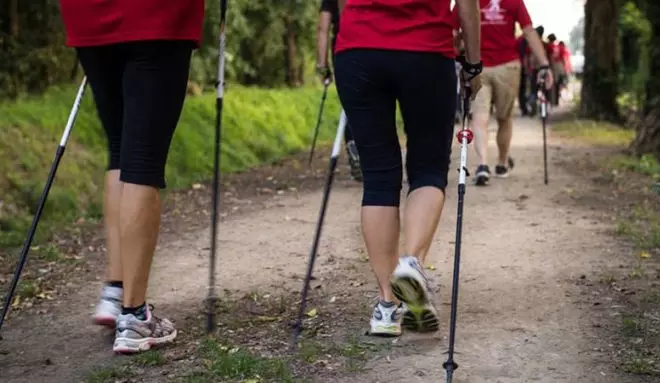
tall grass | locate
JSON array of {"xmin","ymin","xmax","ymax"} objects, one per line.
[{"xmin": 0, "ymin": 83, "xmax": 342, "ymax": 248}]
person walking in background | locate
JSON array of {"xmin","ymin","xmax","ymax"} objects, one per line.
[
  {"xmin": 526, "ymin": 25, "xmax": 546, "ymax": 117},
  {"xmin": 453, "ymin": 0, "xmax": 553, "ymax": 186},
  {"xmin": 334, "ymin": 0, "xmax": 482, "ymax": 336},
  {"xmin": 516, "ymin": 33, "xmax": 530, "ymax": 116},
  {"xmin": 58, "ymin": 0, "xmax": 204, "ymax": 353},
  {"xmin": 316, "ymin": 0, "xmax": 363, "ymax": 182},
  {"xmin": 546, "ymin": 33, "xmax": 565, "ymax": 106},
  {"xmin": 558, "ymin": 41, "xmax": 573, "ymax": 100}
]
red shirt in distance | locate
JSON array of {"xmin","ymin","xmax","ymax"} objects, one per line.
[
  {"xmin": 561, "ymin": 45, "xmax": 573, "ymax": 73},
  {"xmin": 334, "ymin": 0, "xmax": 456, "ymax": 58},
  {"xmin": 58, "ymin": 0, "xmax": 205, "ymax": 47},
  {"xmin": 452, "ymin": 0, "xmax": 533, "ymax": 67}
]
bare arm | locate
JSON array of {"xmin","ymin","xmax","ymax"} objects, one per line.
[
  {"xmin": 317, "ymin": 12, "xmax": 332, "ymax": 67},
  {"xmin": 522, "ymin": 25, "xmax": 549, "ymax": 67},
  {"xmin": 455, "ymin": 0, "xmax": 480, "ymax": 64}
]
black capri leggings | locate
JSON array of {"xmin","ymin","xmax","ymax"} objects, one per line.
[
  {"xmin": 335, "ymin": 49, "xmax": 457, "ymax": 207},
  {"xmin": 330, "ymin": 39, "xmax": 354, "ymax": 143},
  {"xmin": 77, "ymin": 40, "xmax": 194, "ymax": 189}
]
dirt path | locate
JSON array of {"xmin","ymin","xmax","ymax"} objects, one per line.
[
  {"xmin": 344, "ymin": 115, "xmax": 635, "ymax": 383},
  {"xmin": 0, "ymin": 113, "xmax": 638, "ymax": 382}
]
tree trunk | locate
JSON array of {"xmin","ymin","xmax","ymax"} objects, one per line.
[
  {"xmin": 283, "ymin": 16, "xmax": 301, "ymax": 87},
  {"xmin": 9, "ymin": 0, "xmax": 19, "ymax": 37},
  {"xmin": 580, "ymin": 0, "xmax": 620, "ymax": 121},
  {"xmin": 630, "ymin": 0, "xmax": 660, "ymax": 157}
]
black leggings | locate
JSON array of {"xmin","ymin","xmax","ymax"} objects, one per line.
[
  {"xmin": 77, "ymin": 40, "xmax": 194, "ymax": 189},
  {"xmin": 330, "ymin": 41, "xmax": 354, "ymax": 143},
  {"xmin": 335, "ymin": 49, "xmax": 457, "ymax": 207}
]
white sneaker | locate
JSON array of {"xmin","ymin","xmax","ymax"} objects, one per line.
[
  {"xmin": 390, "ymin": 256, "xmax": 439, "ymax": 333},
  {"xmin": 369, "ymin": 301, "xmax": 403, "ymax": 337},
  {"xmin": 93, "ymin": 285, "xmax": 122, "ymax": 328}
]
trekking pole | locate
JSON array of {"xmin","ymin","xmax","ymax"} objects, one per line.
[
  {"xmin": 538, "ymin": 75, "xmax": 549, "ymax": 185},
  {"xmin": 292, "ymin": 110, "xmax": 347, "ymax": 346},
  {"xmin": 207, "ymin": 0, "xmax": 228, "ymax": 334},
  {"xmin": 0, "ymin": 77, "xmax": 87, "ymax": 334},
  {"xmin": 443, "ymin": 71, "xmax": 475, "ymax": 383},
  {"xmin": 308, "ymin": 78, "xmax": 331, "ymax": 167}
]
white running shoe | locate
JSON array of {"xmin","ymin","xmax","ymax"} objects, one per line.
[
  {"xmin": 369, "ymin": 301, "xmax": 403, "ymax": 337},
  {"xmin": 390, "ymin": 256, "xmax": 439, "ymax": 333},
  {"xmin": 93, "ymin": 285, "xmax": 122, "ymax": 328},
  {"xmin": 113, "ymin": 305, "xmax": 177, "ymax": 354}
]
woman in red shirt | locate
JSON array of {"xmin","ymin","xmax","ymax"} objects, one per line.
[
  {"xmin": 58, "ymin": 0, "xmax": 204, "ymax": 353},
  {"xmin": 334, "ymin": 0, "xmax": 482, "ymax": 336}
]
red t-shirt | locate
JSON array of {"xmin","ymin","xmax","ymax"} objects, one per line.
[
  {"xmin": 547, "ymin": 42, "xmax": 564, "ymax": 63},
  {"xmin": 58, "ymin": 0, "xmax": 205, "ymax": 47},
  {"xmin": 561, "ymin": 45, "xmax": 572, "ymax": 73},
  {"xmin": 452, "ymin": 0, "xmax": 533, "ymax": 67},
  {"xmin": 334, "ymin": 0, "xmax": 455, "ymax": 58}
]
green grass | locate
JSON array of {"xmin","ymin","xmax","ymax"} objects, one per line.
[
  {"xmin": 611, "ymin": 154, "xmax": 660, "ymax": 180},
  {"xmin": 133, "ymin": 350, "xmax": 166, "ymax": 367},
  {"xmin": 184, "ymin": 338, "xmax": 297, "ymax": 383},
  {"xmin": 552, "ymin": 120, "xmax": 635, "ymax": 146},
  {"xmin": 615, "ymin": 204, "xmax": 660, "ymax": 251},
  {"xmin": 86, "ymin": 365, "xmax": 134, "ymax": 383},
  {"xmin": 0, "ymin": 82, "xmax": 342, "ymax": 248}
]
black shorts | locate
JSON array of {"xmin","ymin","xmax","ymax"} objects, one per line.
[
  {"xmin": 77, "ymin": 40, "xmax": 194, "ymax": 189},
  {"xmin": 335, "ymin": 49, "xmax": 457, "ymax": 206}
]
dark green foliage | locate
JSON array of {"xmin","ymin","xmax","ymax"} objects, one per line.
[
  {"xmin": 0, "ymin": 0, "xmax": 77, "ymax": 98},
  {"xmin": 0, "ymin": 0, "xmax": 322, "ymax": 98}
]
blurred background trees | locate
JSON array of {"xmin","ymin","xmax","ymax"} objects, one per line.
[
  {"xmin": 1, "ymin": 0, "xmax": 660, "ymax": 157},
  {"xmin": 0, "ymin": 0, "xmax": 319, "ymax": 98}
]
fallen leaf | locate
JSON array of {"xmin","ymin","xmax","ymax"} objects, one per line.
[
  {"xmin": 640, "ymin": 251, "xmax": 650, "ymax": 259},
  {"xmin": 255, "ymin": 316, "xmax": 279, "ymax": 322},
  {"xmin": 425, "ymin": 264, "xmax": 436, "ymax": 271},
  {"xmin": 192, "ymin": 183, "xmax": 202, "ymax": 190},
  {"xmin": 306, "ymin": 308, "xmax": 318, "ymax": 318}
]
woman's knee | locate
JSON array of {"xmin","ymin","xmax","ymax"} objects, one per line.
[{"xmin": 362, "ymin": 168, "xmax": 403, "ymax": 207}]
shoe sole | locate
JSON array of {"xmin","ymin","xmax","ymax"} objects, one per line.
[
  {"xmin": 369, "ymin": 324, "xmax": 402, "ymax": 337},
  {"xmin": 348, "ymin": 159, "xmax": 363, "ymax": 182},
  {"xmin": 390, "ymin": 276, "xmax": 439, "ymax": 333},
  {"xmin": 494, "ymin": 172, "xmax": 509, "ymax": 179},
  {"xmin": 474, "ymin": 174, "xmax": 490, "ymax": 186},
  {"xmin": 113, "ymin": 330, "xmax": 178, "ymax": 354}
]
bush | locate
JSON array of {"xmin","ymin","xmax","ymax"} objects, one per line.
[{"xmin": 0, "ymin": 82, "xmax": 342, "ymax": 247}]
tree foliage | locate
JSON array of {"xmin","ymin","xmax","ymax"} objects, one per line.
[
  {"xmin": 0, "ymin": 0, "xmax": 76, "ymax": 99},
  {"xmin": 0, "ymin": 0, "xmax": 320, "ymax": 99}
]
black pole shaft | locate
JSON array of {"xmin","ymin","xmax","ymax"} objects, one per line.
[
  {"xmin": 207, "ymin": 98, "xmax": 223, "ymax": 334},
  {"xmin": 208, "ymin": 0, "xmax": 228, "ymax": 334},
  {"xmin": 542, "ymin": 114, "xmax": 548, "ymax": 185},
  {"xmin": 443, "ymin": 182, "xmax": 466, "ymax": 380},
  {"xmin": 308, "ymin": 85, "xmax": 329, "ymax": 166},
  {"xmin": 0, "ymin": 146, "xmax": 66, "ymax": 332},
  {"xmin": 292, "ymin": 156, "xmax": 338, "ymax": 344}
]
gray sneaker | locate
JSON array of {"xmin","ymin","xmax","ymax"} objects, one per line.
[
  {"xmin": 345, "ymin": 140, "xmax": 363, "ymax": 182},
  {"xmin": 390, "ymin": 256, "xmax": 439, "ymax": 333},
  {"xmin": 113, "ymin": 306, "xmax": 177, "ymax": 354},
  {"xmin": 93, "ymin": 285, "xmax": 122, "ymax": 328},
  {"xmin": 369, "ymin": 301, "xmax": 403, "ymax": 337}
]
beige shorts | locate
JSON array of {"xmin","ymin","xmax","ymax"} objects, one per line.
[{"xmin": 472, "ymin": 60, "xmax": 521, "ymax": 121}]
